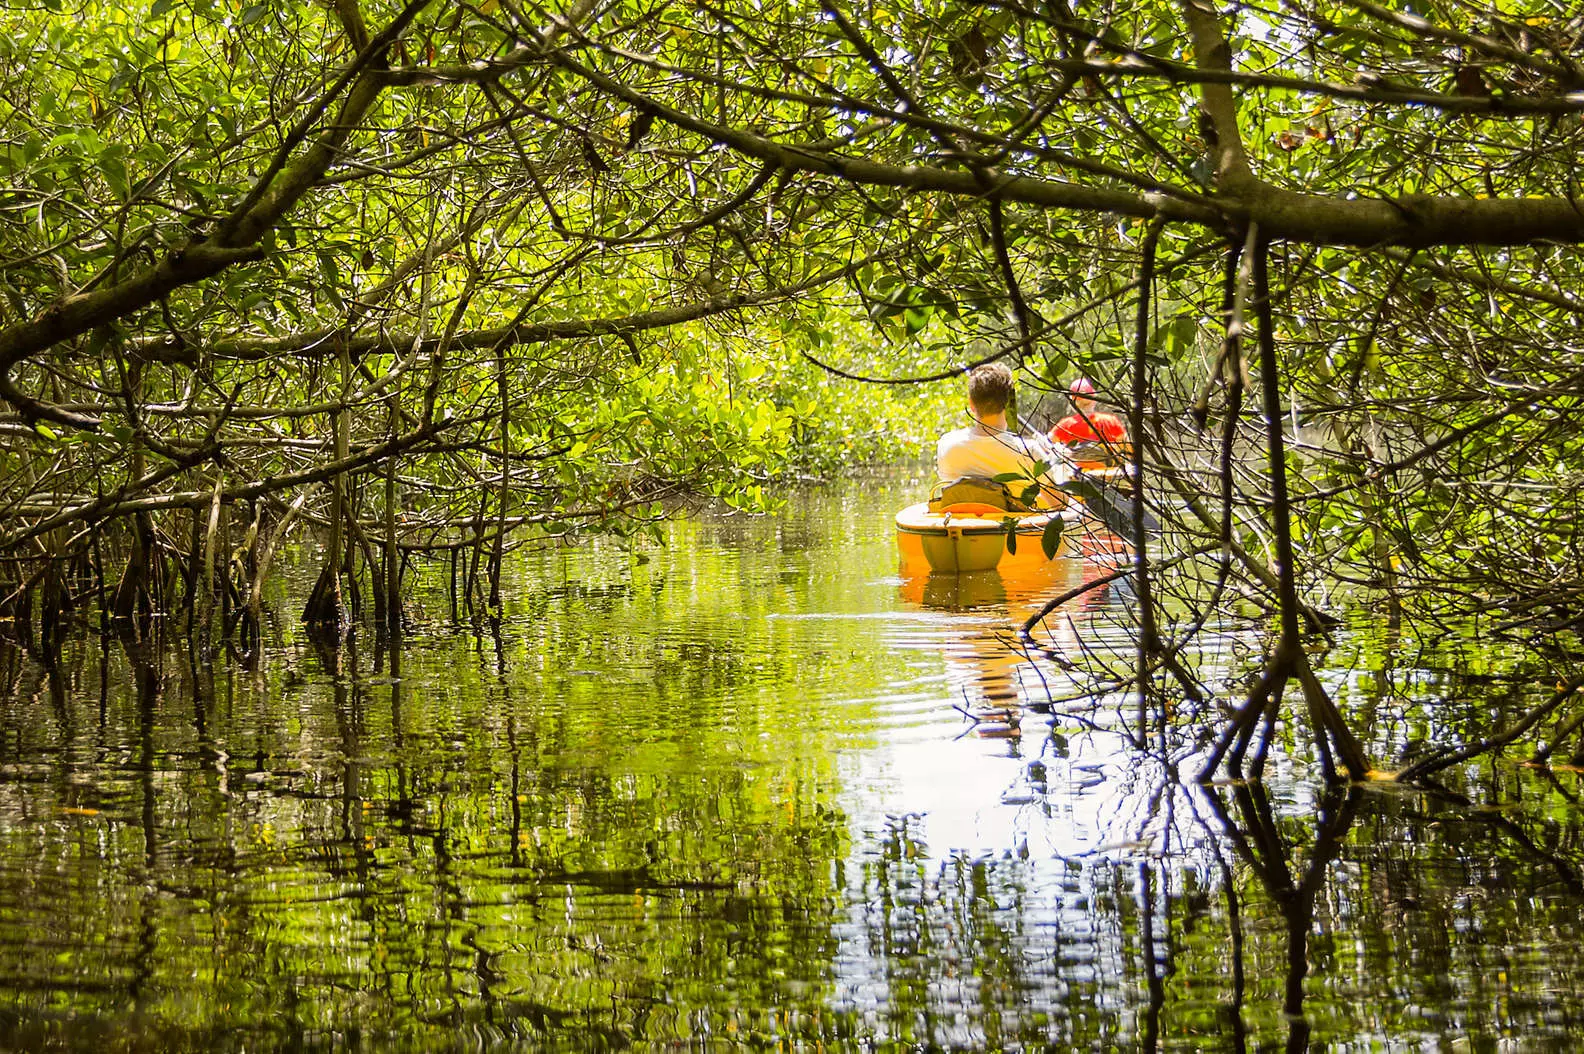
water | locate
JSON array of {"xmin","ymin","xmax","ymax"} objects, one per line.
[{"xmin": 1, "ymin": 471, "xmax": 1583, "ymax": 1050}]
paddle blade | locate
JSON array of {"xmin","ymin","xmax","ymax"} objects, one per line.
[{"xmin": 1058, "ymin": 474, "xmax": 1154, "ymax": 544}]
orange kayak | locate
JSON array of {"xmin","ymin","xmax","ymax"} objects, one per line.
[{"xmin": 895, "ymin": 501, "xmax": 1082, "ymax": 575}]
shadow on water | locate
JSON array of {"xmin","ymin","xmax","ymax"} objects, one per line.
[{"xmin": 1, "ymin": 475, "xmax": 1584, "ymax": 1049}]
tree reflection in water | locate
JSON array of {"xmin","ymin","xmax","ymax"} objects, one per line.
[
  {"xmin": 3, "ymin": 481, "xmax": 1584, "ymax": 1047},
  {"xmin": 1199, "ymin": 783, "xmax": 1361, "ymax": 1053},
  {"xmin": 890, "ymin": 550, "xmax": 1584, "ymax": 1048}
]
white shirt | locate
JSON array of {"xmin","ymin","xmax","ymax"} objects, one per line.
[{"xmin": 936, "ymin": 426, "xmax": 1072, "ymax": 497}]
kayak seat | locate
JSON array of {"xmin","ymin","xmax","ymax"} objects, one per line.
[{"xmin": 929, "ymin": 476, "xmax": 1034, "ymax": 514}]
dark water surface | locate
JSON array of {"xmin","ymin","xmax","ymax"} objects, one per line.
[{"xmin": 2, "ymin": 472, "xmax": 1583, "ymax": 1051}]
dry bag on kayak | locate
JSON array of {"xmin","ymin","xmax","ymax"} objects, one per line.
[{"xmin": 928, "ymin": 476, "xmax": 1035, "ymax": 514}]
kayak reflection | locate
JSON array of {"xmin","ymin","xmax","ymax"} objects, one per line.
[
  {"xmin": 897, "ymin": 557, "xmax": 1081, "ymax": 614},
  {"xmin": 897, "ymin": 544, "xmax": 1140, "ymax": 741},
  {"xmin": 896, "ymin": 560, "xmax": 1079, "ymax": 742}
]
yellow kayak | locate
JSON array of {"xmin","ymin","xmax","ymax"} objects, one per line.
[{"xmin": 895, "ymin": 500, "xmax": 1082, "ymax": 575}]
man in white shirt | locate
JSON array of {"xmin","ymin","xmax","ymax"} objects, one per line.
[{"xmin": 936, "ymin": 362, "xmax": 1072, "ymax": 507}]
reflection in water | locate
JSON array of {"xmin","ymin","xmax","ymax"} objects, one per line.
[
  {"xmin": 897, "ymin": 549, "xmax": 1137, "ymax": 745},
  {"xmin": 1203, "ymin": 784, "xmax": 1363, "ymax": 1053},
  {"xmin": 0, "ymin": 474, "xmax": 1582, "ymax": 1048},
  {"xmin": 917, "ymin": 569, "xmax": 1008, "ymax": 611},
  {"xmin": 901, "ymin": 565, "xmax": 1073, "ymax": 731}
]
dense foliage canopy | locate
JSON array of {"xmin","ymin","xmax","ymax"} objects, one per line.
[{"xmin": 4, "ymin": 0, "xmax": 1584, "ymax": 779}]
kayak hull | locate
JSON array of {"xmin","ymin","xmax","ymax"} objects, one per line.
[{"xmin": 895, "ymin": 502, "xmax": 1082, "ymax": 575}]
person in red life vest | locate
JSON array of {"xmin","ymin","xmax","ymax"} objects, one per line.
[{"xmin": 1049, "ymin": 377, "xmax": 1129, "ymax": 468}]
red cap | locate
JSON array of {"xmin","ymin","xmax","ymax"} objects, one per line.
[{"xmin": 1069, "ymin": 378, "xmax": 1095, "ymax": 395}]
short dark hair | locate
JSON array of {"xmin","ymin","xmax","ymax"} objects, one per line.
[{"xmin": 967, "ymin": 363, "xmax": 1014, "ymax": 414}]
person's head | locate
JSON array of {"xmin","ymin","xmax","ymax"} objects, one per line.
[
  {"xmin": 966, "ymin": 363, "xmax": 1015, "ymax": 419},
  {"xmin": 1069, "ymin": 377, "xmax": 1096, "ymax": 413}
]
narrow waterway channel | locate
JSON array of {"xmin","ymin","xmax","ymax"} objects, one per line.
[{"xmin": 1, "ymin": 470, "xmax": 1581, "ymax": 1051}]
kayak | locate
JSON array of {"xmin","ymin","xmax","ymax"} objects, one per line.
[{"xmin": 895, "ymin": 500, "xmax": 1083, "ymax": 575}]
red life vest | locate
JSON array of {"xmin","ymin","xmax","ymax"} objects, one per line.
[{"xmin": 1050, "ymin": 412, "xmax": 1127, "ymax": 446}]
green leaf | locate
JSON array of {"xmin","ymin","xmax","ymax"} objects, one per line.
[
  {"xmin": 1003, "ymin": 519, "xmax": 1017, "ymax": 555},
  {"xmin": 100, "ymin": 155, "xmax": 128, "ymax": 199},
  {"xmin": 990, "ymin": 471, "xmax": 1023, "ymax": 484},
  {"xmin": 1040, "ymin": 515, "xmax": 1065, "ymax": 559}
]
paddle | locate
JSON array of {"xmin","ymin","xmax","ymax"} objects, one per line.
[
  {"xmin": 1057, "ymin": 471, "xmax": 1157, "ymax": 545},
  {"xmin": 990, "ymin": 457, "xmax": 1154, "ymax": 548},
  {"xmin": 997, "ymin": 424, "xmax": 1154, "ymax": 545}
]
